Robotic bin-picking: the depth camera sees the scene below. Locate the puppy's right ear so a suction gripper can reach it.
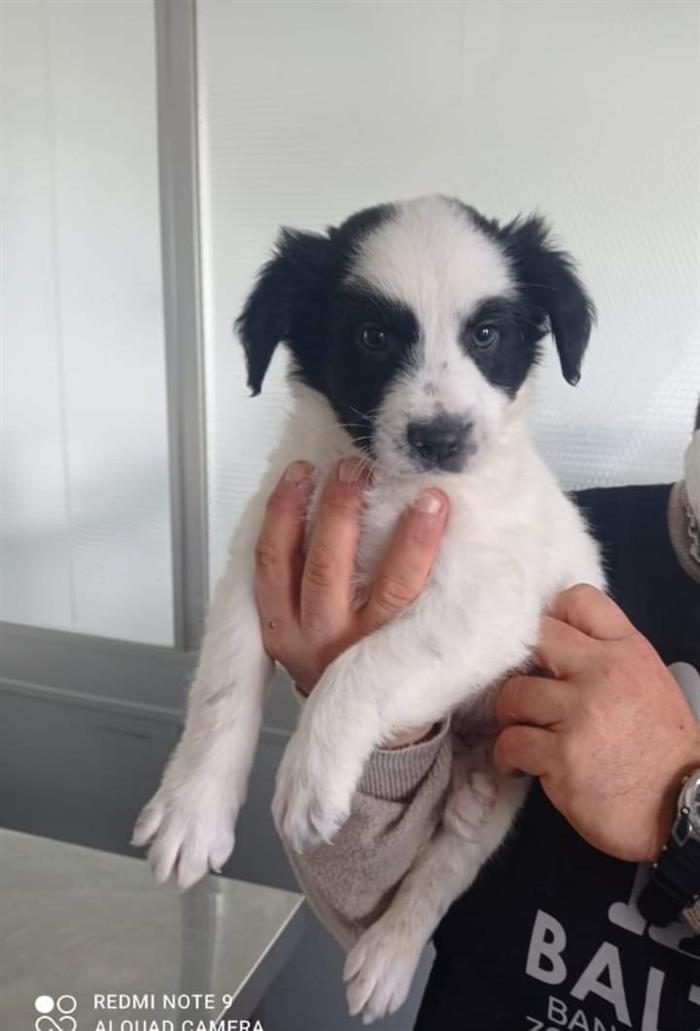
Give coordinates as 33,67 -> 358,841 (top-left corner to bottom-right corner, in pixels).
502,215 -> 595,386
235,228 -> 331,395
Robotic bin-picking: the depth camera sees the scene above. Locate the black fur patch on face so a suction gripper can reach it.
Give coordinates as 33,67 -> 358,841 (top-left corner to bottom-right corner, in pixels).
236,197 -> 596,462
324,287 -> 420,450
330,203 -> 398,273
235,201 -> 396,398
500,215 -> 596,385
460,295 -> 546,397
447,198 -> 595,387
448,197 -> 503,242
237,201 -> 421,457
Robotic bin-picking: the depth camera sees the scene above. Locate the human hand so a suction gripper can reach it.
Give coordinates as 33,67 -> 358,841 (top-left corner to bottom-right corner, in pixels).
254,457 -> 448,746
495,584 -> 700,863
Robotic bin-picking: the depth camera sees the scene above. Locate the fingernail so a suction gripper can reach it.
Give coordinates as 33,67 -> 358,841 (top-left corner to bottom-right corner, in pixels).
338,457 -> 363,484
284,460 -> 313,484
414,490 -> 444,515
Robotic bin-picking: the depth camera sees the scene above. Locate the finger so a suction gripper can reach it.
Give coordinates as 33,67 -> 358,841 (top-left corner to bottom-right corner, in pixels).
548,583 -> 634,641
531,615 -> 595,678
255,461 -> 314,642
494,725 -> 556,776
495,674 -> 575,728
361,489 -> 448,631
300,458 -> 370,638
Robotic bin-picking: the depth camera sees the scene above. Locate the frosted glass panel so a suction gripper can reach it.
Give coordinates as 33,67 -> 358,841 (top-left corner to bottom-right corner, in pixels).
0,0 -> 174,644
197,0 -> 699,584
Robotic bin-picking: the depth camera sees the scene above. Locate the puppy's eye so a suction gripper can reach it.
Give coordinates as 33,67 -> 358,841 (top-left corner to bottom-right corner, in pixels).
357,323 -> 388,352
472,324 -> 500,349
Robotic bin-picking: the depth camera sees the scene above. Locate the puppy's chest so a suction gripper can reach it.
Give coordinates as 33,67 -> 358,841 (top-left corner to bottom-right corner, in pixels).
304,483 -> 504,607
303,485 -> 406,600
354,493 -> 415,596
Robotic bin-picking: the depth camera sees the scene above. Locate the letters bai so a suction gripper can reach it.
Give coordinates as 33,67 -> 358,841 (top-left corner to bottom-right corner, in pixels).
526,909 -> 700,1030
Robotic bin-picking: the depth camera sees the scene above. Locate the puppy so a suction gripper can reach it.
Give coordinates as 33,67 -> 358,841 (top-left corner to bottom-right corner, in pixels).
133,195 -> 604,1023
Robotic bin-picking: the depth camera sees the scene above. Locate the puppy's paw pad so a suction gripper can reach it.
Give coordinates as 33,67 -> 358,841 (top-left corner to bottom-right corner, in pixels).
277,788 -> 347,853
448,769 -> 498,838
172,821 -> 235,890
344,924 -> 421,1024
469,769 -> 498,807
131,798 -> 166,847
134,788 -> 235,888
273,735 -> 353,852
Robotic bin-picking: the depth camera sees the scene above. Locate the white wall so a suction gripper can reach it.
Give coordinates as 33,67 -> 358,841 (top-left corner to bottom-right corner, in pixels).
197,0 -> 699,583
0,0 -> 174,643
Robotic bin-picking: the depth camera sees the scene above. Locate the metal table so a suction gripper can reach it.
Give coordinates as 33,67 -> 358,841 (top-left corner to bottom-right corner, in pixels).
0,828 -> 305,1030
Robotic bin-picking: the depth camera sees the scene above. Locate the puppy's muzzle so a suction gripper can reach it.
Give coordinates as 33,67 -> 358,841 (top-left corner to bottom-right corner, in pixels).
406,415 -> 474,472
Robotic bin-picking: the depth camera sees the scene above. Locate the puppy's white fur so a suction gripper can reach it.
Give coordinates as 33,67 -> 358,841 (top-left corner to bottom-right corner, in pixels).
133,196 -> 604,1024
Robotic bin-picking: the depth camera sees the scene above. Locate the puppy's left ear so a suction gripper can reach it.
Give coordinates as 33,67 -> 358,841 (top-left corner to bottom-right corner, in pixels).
235,228 -> 331,395
503,215 -> 596,385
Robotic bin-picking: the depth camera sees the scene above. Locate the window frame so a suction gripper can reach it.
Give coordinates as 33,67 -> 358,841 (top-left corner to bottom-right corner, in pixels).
0,0 -> 206,721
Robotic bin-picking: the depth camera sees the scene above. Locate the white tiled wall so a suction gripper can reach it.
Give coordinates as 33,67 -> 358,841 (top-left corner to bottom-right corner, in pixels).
197,0 -> 699,584
2,0 -> 697,639
1,0 -> 174,643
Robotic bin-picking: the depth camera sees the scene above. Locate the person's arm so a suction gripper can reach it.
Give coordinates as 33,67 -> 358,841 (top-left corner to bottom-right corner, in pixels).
284,719 -> 453,948
254,459 -> 450,945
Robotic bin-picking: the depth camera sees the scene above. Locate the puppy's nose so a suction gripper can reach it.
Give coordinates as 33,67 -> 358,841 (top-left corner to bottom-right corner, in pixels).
406,416 -> 473,470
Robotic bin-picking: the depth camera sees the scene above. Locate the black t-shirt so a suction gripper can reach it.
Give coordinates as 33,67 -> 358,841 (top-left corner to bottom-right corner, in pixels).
415,484 -> 700,1031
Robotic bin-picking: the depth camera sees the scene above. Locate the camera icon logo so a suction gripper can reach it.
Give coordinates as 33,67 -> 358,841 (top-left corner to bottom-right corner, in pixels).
34,994 -> 78,1031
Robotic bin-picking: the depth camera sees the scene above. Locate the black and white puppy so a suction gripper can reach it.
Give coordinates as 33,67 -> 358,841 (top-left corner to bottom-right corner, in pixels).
133,195 -> 604,1022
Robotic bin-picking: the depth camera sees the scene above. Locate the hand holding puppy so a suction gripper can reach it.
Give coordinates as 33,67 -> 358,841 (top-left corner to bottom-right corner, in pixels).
495,584 -> 700,862
254,458 -> 447,746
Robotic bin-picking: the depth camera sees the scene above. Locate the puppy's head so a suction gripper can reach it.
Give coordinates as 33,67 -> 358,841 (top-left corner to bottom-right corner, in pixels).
236,195 -> 595,477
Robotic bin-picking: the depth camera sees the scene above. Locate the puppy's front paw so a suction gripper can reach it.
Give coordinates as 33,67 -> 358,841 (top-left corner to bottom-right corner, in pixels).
132,780 -> 235,890
272,729 -> 355,853
344,918 -> 424,1024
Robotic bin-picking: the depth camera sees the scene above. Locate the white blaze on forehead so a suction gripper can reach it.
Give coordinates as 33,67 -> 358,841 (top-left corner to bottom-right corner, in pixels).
343,197 -> 518,473
344,195 -> 515,335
